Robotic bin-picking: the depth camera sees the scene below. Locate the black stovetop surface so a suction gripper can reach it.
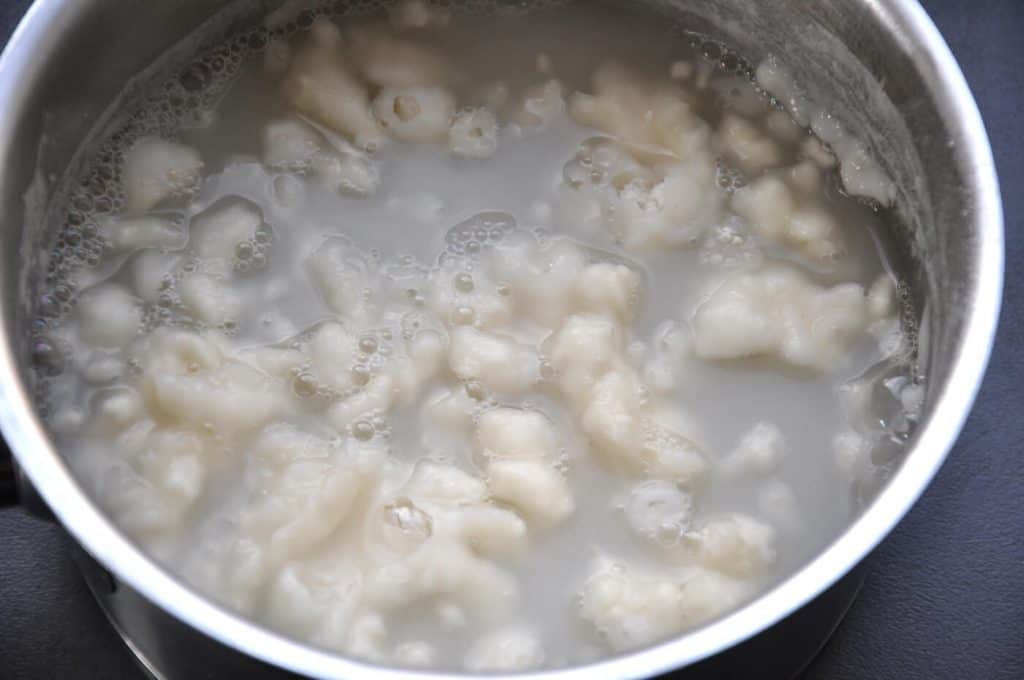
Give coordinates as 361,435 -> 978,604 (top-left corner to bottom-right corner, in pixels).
1,1 -> 1021,678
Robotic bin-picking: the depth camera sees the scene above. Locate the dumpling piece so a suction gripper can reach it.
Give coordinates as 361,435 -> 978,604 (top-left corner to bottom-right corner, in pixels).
282,19 -> 385,150
568,62 -> 710,159
683,514 -> 777,578
121,137 -> 203,214
692,265 -> 870,371
448,327 -> 539,394
241,426 -> 384,569
139,330 -> 284,437
716,114 -> 783,174
77,284 -> 141,348
306,237 -> 379,324
476,407 -> 558,460
101,215 -> 185,252
731,174 -> 844,261
720,421 -> 787,478
189,198 -> 265,262
373,86 -> 457,144
579,559 -> 752,651
449,107 -> 500,159
177,274 -> 241,327
464,627 -> 545,672
487,458 -> 574,528
560,138 -> 722,252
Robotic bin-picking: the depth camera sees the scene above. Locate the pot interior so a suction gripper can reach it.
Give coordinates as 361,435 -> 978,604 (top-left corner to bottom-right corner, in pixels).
0,0 -> 997,676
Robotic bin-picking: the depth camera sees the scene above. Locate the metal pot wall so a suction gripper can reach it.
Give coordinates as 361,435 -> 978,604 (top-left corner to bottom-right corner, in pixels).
0,1 -> 1002,678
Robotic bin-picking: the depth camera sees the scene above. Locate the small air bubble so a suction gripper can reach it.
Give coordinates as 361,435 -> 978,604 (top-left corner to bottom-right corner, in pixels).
292,372 -> 318,398
453,272 -> 474,293
32,340 -> 64,377
352,420 -> 375,441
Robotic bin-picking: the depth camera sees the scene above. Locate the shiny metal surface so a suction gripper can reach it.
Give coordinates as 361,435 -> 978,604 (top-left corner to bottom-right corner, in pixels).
0,1 -> 1002,678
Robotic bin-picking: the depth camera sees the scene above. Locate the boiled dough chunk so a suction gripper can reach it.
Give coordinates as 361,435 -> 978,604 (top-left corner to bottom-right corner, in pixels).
607,157 -> 722,251
387,329 -> 448,405
241,426 -> 384,570
373,86 -> 456,144
423,384 -> 479,436
562,139 -> 722,252
455,504 -> 529,560
693,266 -> 869,371
576,367 -> 707,485
569,62 -> 711,160
282,19 -> 385,150
474,408 -> 573,527
139,330 -> 284,437
348,28 -> 449,89
716,113 -> 782,174
306,236 -> 379,324
365,537 -> 519,620
394,641 -> 436,668
548,314 -> 707,485
262,117 -> 324,170
121,137 -> 203,215
308,322 -> 360,394
97,427 -> 208,539
476,407 -> 558,460
263,118 -> 382,196
683,515 -> 777,579
548,313 -> 626,405
404,460 -> 487,506
566,62 -> 725,251
389,462 -> 529,559
449,107 -> 500,159
327,374 -> 395,431
178,274 -> 240,327
488,236 -> 641,328
464,627 -> 545,672
487,458 -> 574,528
731,174 -> 844,261
546,312 -> 709,486
448,327 -> 539,394
264,558 -> 365,651
573,262 -> 641,323
77,284 -> 141,348
579,559 -> 752,651
189,198 -> 263,262
488,235 -> 586,329
580,368 -> 645,467
515,79 -> 565,128
101,215 -> 184,252
720,421 -> 787,479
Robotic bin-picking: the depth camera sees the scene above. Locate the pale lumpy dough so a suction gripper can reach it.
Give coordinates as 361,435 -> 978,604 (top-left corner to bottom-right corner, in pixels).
34,1 -> 921,671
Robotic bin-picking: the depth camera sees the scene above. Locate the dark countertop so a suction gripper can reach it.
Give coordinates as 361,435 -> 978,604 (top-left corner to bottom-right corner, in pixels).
1,1 -> 1022,678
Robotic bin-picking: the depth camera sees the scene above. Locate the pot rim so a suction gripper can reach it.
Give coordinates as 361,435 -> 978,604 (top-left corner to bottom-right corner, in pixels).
0,1 -> 1003,678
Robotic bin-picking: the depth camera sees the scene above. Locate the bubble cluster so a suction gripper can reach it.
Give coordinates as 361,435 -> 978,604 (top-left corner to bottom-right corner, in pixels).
443,212 -> 517,258
234,222 -> 276,273
714,161 -> 746,194
683,32 -> 754,80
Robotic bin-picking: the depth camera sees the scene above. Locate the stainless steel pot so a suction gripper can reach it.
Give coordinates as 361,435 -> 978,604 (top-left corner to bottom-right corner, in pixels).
0,1 -> 1002,678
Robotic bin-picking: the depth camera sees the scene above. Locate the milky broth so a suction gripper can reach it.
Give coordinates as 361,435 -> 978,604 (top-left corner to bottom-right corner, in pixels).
30,0 -> 921,671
